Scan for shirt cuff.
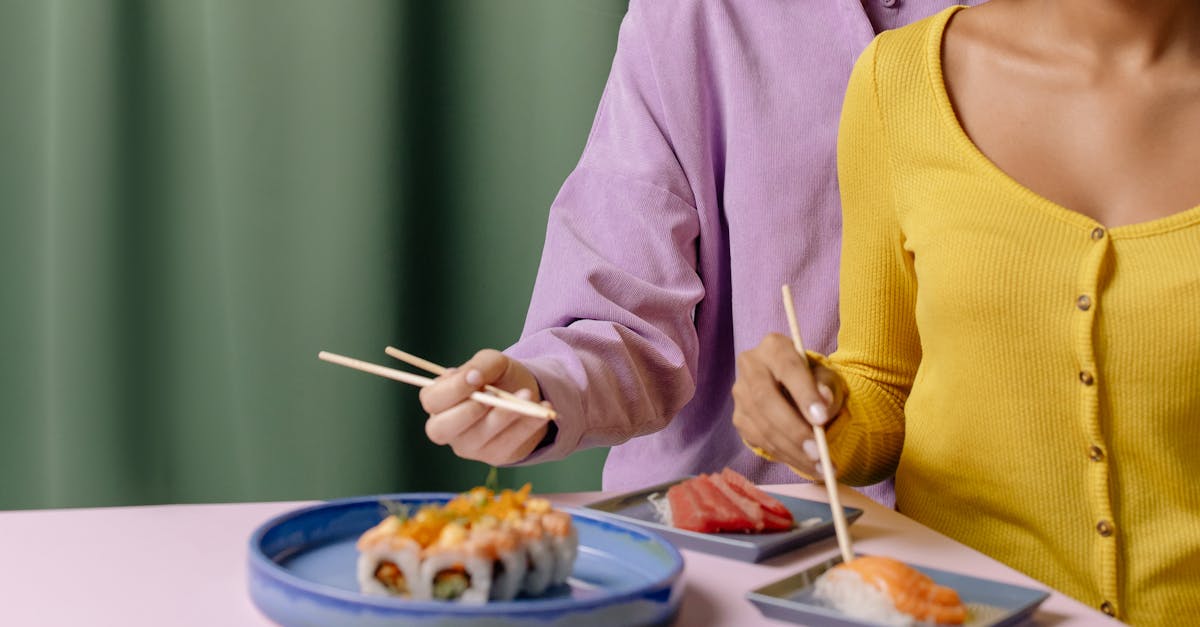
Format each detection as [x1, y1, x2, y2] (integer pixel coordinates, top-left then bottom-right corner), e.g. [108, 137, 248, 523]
[503, 354, 586, 466]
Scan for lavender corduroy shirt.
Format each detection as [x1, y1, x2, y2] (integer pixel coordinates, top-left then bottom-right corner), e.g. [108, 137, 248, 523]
[506, 0, 981, 502]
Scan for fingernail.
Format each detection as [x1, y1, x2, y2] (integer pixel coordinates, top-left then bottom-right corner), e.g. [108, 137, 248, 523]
[803, 439, 819, 462]
[465, 369, 482, 386]
[817, 383, 834, 404]
[807, 402, 829, 426]
[514, 388, 532, 400]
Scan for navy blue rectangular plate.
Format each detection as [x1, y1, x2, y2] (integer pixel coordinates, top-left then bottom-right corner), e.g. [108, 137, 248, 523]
[748, 555, 1050, 627]
[584, 478, 862, 563]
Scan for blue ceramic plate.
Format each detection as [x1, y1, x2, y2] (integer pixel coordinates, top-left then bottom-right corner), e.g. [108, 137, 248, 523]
[248, 494, 684, 626]
[747, 555, 1050, 627]
[584, 478, 862, 562]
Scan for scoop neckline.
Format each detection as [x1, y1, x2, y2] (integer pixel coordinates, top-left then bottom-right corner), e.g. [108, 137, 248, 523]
[924, 5, 1200, 240]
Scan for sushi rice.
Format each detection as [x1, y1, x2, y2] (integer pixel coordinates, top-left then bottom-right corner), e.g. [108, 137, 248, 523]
[540, 510, 578, 586]
[814, 567, 921, 627]
[356, 516, 426, 599]
[512, 516, 554, 596]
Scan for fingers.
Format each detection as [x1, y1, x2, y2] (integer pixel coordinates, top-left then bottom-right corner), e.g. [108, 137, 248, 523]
[760, 335, 830, 427]
[419, 349, 511, 415]
[426, 400, 549, 466]
[732, 334, 819, 474]
[420, 351, 551, 465]
[812, 365, 848, 418]
[465, 416, 549, 466]
[424, 400, 489, 446]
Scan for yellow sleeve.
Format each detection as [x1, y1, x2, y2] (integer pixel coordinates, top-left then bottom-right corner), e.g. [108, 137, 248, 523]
[822, 36, 922, 487]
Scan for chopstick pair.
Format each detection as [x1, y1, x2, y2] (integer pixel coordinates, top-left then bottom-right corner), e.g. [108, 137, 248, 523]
[317, 348, 557, 421]
[781, 284, 855, 565]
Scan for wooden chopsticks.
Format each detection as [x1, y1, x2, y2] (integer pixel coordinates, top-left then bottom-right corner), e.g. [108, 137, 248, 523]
[383, 347, 556, 419]
[782, 284, 855, 565]
[318, 349, 556, 421]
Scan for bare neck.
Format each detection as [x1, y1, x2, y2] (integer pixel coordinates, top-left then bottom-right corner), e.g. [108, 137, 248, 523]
[1029, 0, 1200, 67]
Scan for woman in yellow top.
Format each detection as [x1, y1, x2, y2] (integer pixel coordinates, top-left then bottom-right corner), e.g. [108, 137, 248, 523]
[732, 1, 1200, 624]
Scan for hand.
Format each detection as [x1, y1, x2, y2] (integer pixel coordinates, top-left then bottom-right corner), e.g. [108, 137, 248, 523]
[418, 349, 552, 466]
[731, 333, 847, 477]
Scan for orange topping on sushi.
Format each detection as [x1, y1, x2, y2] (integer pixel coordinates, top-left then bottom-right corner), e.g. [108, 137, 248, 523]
[369, 506, 457, 549]
[837, 556, 966, 625]
[481, 484, 534, 520]
[366, 483, 564, 550]
[540, 510, 574, 538]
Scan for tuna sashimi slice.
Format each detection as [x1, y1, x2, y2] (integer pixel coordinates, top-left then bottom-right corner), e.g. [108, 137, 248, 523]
[665, 468, 798, 534]
[689, 475, 755, 532]
[720, 467, 793, 519]
[761, 509, 795, 532]
[706, 473, 765, 531]
[666, 480, 719, 533]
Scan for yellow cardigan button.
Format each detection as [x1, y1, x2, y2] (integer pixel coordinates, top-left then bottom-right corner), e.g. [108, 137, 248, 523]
[1097, 520, 1114, 537]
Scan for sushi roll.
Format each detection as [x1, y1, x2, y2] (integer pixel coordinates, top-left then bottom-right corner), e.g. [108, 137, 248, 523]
[356, 516, 426, 599]
[511, 515, 555, 596]
[530, 504, 578, 587]
[814, 556, 966, 626]
[419, 522, 494, 603]
[354, 484, 579, 602]
[470, 521, 528, 601]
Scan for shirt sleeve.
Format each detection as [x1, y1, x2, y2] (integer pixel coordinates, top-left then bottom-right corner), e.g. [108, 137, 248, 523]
[818, 36, 921, 486]
[504, 0, 705, 463]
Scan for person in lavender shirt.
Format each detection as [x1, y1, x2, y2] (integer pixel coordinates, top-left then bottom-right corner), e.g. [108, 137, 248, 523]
[419, 0, 982, 504]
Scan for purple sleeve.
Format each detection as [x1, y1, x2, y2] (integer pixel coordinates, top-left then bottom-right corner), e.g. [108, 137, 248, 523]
[505, 1, 705, 462]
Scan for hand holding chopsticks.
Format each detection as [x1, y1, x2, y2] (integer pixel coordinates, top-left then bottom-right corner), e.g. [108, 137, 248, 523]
[781, 284, 855, 565]
[318, 349, 556, 421]
[383, 347, 554, 418]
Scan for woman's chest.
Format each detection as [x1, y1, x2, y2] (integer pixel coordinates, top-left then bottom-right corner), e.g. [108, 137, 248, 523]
[951, 70, 1200, 228]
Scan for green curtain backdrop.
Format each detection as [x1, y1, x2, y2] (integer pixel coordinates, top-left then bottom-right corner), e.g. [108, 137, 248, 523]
[0, 0, 626, 510]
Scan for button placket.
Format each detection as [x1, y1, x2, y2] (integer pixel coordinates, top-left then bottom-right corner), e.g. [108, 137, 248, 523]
[1074, 225, 1120, 611]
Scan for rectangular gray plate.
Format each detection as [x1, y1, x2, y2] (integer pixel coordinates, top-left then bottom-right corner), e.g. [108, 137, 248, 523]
[584, 478, 862, 563]
[748, 555, 1050, 626]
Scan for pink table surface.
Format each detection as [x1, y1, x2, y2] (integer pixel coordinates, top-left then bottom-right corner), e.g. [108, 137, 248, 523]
[0, 483, 1122, 627]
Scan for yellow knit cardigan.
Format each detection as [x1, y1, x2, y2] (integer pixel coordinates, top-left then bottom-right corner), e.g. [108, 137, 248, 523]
[819, 7, 1200, 624]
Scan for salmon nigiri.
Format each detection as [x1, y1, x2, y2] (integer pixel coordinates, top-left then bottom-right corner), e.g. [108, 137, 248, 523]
[815, 555, 967, 626]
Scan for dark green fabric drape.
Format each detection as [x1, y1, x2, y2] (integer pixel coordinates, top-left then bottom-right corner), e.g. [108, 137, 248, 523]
[0, 0, 626, 509]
